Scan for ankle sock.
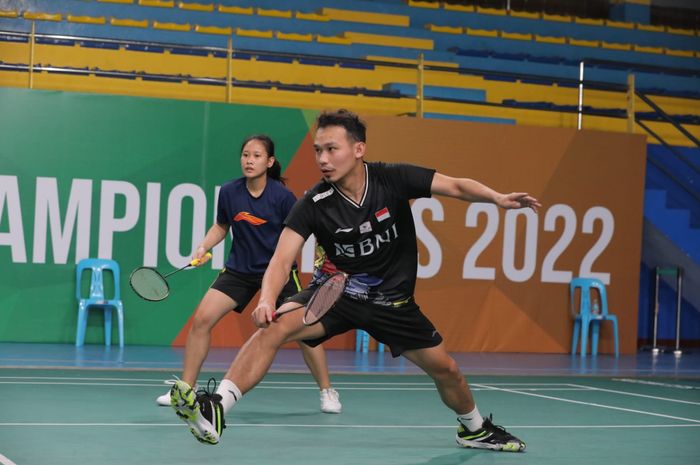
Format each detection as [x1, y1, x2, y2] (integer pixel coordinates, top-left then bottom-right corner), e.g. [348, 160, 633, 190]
[458, 406, 484, 431]
[215, 379, 242, 413]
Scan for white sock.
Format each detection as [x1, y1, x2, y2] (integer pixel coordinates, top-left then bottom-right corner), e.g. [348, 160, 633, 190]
[216, 379, 242, 413]
[458, 406, 484, 432]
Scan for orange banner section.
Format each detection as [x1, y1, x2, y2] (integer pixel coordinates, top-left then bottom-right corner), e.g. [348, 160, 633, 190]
[191, 116, 646, 354]
[363, 116, 646, 354]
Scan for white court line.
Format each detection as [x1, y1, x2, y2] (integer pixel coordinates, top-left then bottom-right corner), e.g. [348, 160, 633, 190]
[0, 380, 592, 392]
[0, 381, 474, 391]
[474, 383, 700, 424]
[570, 383, 700, 406]
[0, 376, 586, 387]
[0, 422, 698, 429]
[613, 378, 700, 390]
[0, 453, 17, 465]
[0, 376, 438, 385]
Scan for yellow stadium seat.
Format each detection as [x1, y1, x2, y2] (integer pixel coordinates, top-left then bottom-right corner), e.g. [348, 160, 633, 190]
[666, 26, 695, 36]
[476, 6, 507, 16]
[343, 31, 433, 50]
[427, 24, 462, 34]
[178, 2, 214, 12]
[276, 32, 313, 42]
[194, 24, 231, 35]
[153, 21, 190, 32]
[510, 10, 541, 19]
[502, 31, 533, 41]
[465, 28, 499, 38]
[295, 11, 330, 22]
[605, 20, 634, 29]
[257, 8, 292, 19]
[218, 5, 253, 15]
[444, 4, 474, 12]
[633, 44, 664, 54]
[569, 38, 600, 48]
[110, 17, 149, 28]
[320, 8, 409, 27]
[235, 28, 273, 39]
[407, 0, 439, 9]
[316, 35, 352, 45]
[138, 0, 174, 7]
[0, 9, 19, 18]
[665, 48, 694, 57]
[68, 15, 107, 25]
[23, 11, 62, 22]
[636, 23, 664, 32]
[601, 41, 632, 51]
[574, 17, 604, 26]
[366, 55, 458, 68]
[535, 35, 566, 44]
[542, 13, 571, 22]
[98, 0, 133, 4]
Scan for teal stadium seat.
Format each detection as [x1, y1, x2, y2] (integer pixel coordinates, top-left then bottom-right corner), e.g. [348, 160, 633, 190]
[75, 258, 124, 348]
[570, 277, 620, 357]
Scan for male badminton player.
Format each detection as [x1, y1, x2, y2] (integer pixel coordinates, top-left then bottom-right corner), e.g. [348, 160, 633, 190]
[171, 110, 539, 450]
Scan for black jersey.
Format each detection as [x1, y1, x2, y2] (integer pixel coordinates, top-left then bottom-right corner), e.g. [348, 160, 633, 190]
[285, 162, 435, 306]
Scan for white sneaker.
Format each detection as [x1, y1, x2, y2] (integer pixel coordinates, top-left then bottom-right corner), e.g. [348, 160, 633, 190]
[320, 388, 342, 414]
[156, 391, 171, 406]
[156, 379, 177, 406]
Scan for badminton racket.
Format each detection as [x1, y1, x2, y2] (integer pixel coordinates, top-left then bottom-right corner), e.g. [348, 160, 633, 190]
[272, 272, 347, 325]
[129, 252, 212, 301]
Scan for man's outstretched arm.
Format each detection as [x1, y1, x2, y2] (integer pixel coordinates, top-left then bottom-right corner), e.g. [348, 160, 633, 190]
[430, 173, 541, 212]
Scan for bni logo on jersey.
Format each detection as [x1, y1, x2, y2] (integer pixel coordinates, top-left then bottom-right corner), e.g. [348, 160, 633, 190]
[333, 223, 398, 258]
[375, 207, 390, 222]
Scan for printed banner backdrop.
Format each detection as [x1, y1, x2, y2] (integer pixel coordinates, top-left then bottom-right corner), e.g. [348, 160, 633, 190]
[0, 88, 646, 353]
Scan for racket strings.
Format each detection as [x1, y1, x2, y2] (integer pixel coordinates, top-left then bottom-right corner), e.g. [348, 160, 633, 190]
[304, 275, 346, 324]
[129, 268, 169, 301]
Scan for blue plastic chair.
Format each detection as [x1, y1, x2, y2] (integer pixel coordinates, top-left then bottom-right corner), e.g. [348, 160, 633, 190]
[355, 330, 384, 354]
[570, 277, 619, 357]
[75, 258, 124, 348]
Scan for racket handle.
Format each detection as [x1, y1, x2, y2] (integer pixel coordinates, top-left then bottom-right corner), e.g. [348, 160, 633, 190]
[271, 310, 279, 321]
[190, 252, 212, 266]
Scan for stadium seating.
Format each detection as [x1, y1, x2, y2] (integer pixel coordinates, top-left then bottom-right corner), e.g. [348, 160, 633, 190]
[0, 0, 697, 145]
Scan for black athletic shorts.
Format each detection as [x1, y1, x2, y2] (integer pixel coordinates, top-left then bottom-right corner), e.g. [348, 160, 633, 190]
[287, 289, 443, 358]
[210, 268, 302, 313]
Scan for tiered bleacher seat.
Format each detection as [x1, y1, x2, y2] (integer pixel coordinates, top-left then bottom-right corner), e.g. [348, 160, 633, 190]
[0, 0, 698, 144]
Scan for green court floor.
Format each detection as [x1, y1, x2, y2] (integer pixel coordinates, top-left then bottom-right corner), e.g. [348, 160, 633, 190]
[1, 368, 698, 465]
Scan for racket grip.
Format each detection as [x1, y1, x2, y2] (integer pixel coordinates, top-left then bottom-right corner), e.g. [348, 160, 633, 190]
[190, 252, 212, 266]
[271, 310, 279, 321]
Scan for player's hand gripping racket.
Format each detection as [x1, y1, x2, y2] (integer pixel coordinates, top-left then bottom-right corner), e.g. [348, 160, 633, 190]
[272, 272, 347, 325]
[129, 252, 212, 301]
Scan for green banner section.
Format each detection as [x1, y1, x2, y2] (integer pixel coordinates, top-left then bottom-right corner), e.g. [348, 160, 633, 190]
[0, 88, 311, 345]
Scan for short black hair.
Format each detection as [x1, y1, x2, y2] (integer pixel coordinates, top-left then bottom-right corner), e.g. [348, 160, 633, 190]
[315, 109, 366, 143]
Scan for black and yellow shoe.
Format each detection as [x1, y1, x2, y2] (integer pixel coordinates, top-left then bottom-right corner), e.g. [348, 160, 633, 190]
[170, 378, 226, 445]
[456, 415, 525, 452]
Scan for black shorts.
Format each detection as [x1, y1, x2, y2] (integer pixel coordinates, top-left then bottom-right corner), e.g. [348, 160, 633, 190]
[288, 290, 442, 358]
[210, 268, 302, 313]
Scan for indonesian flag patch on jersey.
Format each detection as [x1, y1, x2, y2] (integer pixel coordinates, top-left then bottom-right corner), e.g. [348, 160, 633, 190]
[375, 207, 390, 222]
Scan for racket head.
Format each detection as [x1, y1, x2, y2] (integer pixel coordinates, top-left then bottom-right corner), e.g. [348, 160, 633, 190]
[303, 272, 347, 325]
[129, 267, 170, 301]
